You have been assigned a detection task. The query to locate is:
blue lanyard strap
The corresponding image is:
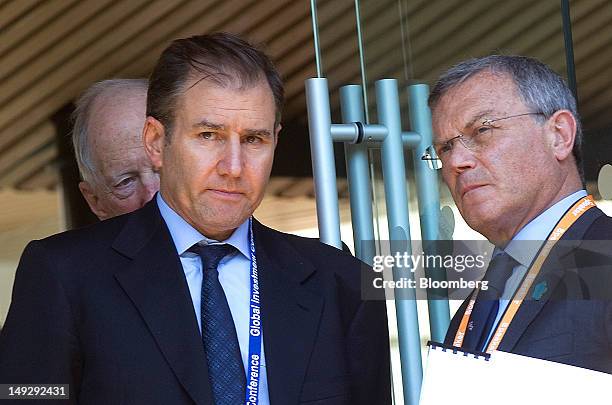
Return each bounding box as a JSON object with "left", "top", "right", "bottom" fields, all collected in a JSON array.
[{"left": 245, "top": 217, "right": 262, "bottom": 405}]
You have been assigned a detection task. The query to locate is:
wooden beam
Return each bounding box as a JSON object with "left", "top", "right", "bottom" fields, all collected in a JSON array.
[
  {"left": 0, "top": 142, "right": 57, "bottom": 188},
  {"left": 0, "top": 121, "right": 55, "bottom": 176}
]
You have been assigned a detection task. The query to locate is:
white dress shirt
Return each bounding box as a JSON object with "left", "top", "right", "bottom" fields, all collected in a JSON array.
[{"left": 157, "top": 193, "right": 270, "bottom": 404}]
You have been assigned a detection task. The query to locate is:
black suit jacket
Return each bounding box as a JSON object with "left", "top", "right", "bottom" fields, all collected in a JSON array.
[
  {"left": 0, "top": 200, "right": 391, "bottom": 404},
  {"left": 444, "top": 206, "right": 612, "bottom": 373}
]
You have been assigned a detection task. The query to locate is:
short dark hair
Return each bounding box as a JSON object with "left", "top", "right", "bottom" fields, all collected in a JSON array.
[
  {"left": 429, "top": 55, "right": 584, "bottom": 184},
  {"left": 147, "top": 32, "right": 284, "bottom": 139}
]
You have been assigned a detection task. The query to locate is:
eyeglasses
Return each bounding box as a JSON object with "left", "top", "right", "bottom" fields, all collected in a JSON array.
[{"left": 421, "top": 112, "right": 545, "bottom": 169}]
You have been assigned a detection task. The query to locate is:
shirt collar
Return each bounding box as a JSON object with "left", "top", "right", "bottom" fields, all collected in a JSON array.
[
  {"left": 156, "top": 192, "right": 250, "bottom": 259},
  {"left": 504, "top": 189, "right": 587, "bottom": 267}
]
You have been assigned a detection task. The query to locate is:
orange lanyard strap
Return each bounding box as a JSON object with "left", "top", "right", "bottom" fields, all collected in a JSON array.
[{"left": 453, "top": 195, "right": 597, "bottom": 352}]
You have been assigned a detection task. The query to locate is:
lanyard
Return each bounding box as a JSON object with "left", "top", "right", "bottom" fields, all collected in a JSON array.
[
  {"left": 453, "top": 195, "right": 596, "bottom": 353},
  {"left": 245, "top": 217, "right": 263, "bottom": 405}
]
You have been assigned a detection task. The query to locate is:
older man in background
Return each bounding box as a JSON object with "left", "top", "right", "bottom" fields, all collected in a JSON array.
[{"left": 72, "top": 78, "right": 159, "bottom": 219}]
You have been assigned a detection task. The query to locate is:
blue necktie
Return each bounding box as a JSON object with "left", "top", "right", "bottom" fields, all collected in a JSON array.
[
  {"left": 463, "top": 251, "right": 516, "bottom": 352},
  {"left": 191, "top": 243, "right": 245, "bottom": 404}
]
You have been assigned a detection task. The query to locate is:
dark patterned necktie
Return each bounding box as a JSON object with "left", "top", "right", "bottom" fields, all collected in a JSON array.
[
  {"left": 191, "top": 243, "right": 245, "bottom": 404},
  {"left": 462, "top": 250, "right": 517, "bottom": 352}
]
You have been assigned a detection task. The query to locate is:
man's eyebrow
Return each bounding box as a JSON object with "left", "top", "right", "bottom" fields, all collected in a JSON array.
[
  {"left": 193, "top": 119, "right": 224, "bottom": 130},
  {"left": 193, "top": 119, "right": 272, "bottom": 137},
  {"left": 243, "top": 128, "right": 273, "bottom": 137},
  {"left": 433, "top": 109, "right": 496, "bottom": 145},
  {"left": 465, "top": 109, "right": 495, "bottom": 128}
]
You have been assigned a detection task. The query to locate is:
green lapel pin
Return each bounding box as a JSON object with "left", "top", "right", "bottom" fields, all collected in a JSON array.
[{"left": 532, "top": 281, "right": 548, "bottom": 301}]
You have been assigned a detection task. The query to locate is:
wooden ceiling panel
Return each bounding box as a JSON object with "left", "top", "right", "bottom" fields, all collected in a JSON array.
[
  {"left": 16, "top": 164, "right": 59, "bottom": 191},
  {"left": 0, "top": 0, "right": 175, "bottom": 122},
  {"left": 0, "top": 0, "right": 43, "bottom": 30},
  {"left": 0, "top": 0, "right": 149, "bottom": 106},
  {"left": 223, "top": 0, "right": 295, "bottom": 38},
  {"left": 0, "top": 0, "right": 78, "bottom": 55},
  {"left": 570, "top": 0, "right": 608, "bottom": 32},
  {"left": 248, "top": 0, "right": 310, "bottom": 54},
  {"left": 0, "top": 122, "right": 55, "bottom": 177},
  {"left": 0, "top": 142, "right": 56, "bottom": 188},
  {"left": 276, "top": 0, "right": 356, "bottom": 94},
  {"left": 0, "top": 0, "right": 610, "bottom": 191},
  {"left": 111, "top": 0, "right": 266, "bottom": 79},
  {"left": 106, "top": 1, "right": 231, "bottom": 78},
  {"left": 0, "top": 0, "right": 157, "bottom": 153},
  {"left": 0, "top": 0, "right": 116, "bottom": 82}
]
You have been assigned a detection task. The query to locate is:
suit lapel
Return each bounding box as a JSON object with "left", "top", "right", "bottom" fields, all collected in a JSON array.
[
  {"left": 499, "top": 207, "right": 604, "bottom": 352},
  {"left": 112, "top": 200, "right": 212, "bottom": 405},
  {"left": 254, "top": 221, "right": 324, "bottom": 405},
  {"left": 498, "top": 250, "right": 568, "bottom": 352}
]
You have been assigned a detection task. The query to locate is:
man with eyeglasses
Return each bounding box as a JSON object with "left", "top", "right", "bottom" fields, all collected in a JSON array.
[{"left": 427, "top": 55, "right": 612, "bottom": 372}]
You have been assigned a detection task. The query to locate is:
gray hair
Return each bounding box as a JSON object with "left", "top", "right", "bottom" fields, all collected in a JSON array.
[
  {"left": 429, "top": 55, "right": 584, "bottom": 183},
  {"left": 72, "top": 78, "right": 148, "bottom": 183}
]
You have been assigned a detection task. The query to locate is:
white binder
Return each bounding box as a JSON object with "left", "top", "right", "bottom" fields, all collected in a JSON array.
[{"left": 420, "top": 342, "right": 612, "bottom": 405}]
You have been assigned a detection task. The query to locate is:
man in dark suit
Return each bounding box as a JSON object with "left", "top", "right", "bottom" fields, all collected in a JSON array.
[
  {"left": 425, "top": 55, "right": 612, "bottom": 372},
  {"left": 0, "top": 33, "right": 391, "bottom": 404}
]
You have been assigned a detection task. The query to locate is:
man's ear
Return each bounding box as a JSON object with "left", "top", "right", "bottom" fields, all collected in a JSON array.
[
  {"left": 79, "top": 181, "right": 108, "bottom": 220},
  {"left": 143, "top": 116, "right": 166, "bottom": 170},
  {"left": 273, "top": 123, "right": 282, "bottom": 148},
  {"left": 548, "top": 110, "right": 577, "bottom": 162}
]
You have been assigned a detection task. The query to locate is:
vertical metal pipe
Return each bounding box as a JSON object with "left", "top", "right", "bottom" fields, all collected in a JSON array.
[
  {"left": 309, "top": 0, "right": 323, "bottom": 78},
  {"left": 561, "top": 0, "right": 577, "bottom": 99},
  {"left": 305, "top": 78, "right": 342, "bottom": 248},
  {"left": 353, "top": 0, "right": 370, "bottom": 123},
  {"left": 376, "top": 79, "right": 422, "bottom": 405},
  {"left": 340, "top": 85, "right": 376, "bottom": 265},
  {"left": 407, "top": 84, "right": 450, "bottom": 343}
]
